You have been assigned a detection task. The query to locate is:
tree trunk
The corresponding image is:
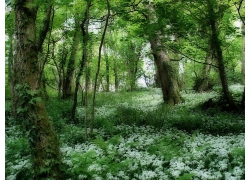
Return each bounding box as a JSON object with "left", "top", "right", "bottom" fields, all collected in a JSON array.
[
  {"left": 114, "top": 56, "right": 119, "bottom": 92},
  {"left": 104, "top": 43, "right": 110, "bottom": 92},
  {"left": 208, "top": 0, "right": 238, "bottom": 110},
  {"left": 145, "top": 3, "right": 183, "bottom": 105},
  {"left": 194, "top": 45, "right": 213, "bottom": 92},
  {"left": 154, "top": 69, "right": 161, "bottom": 88},
  {"left": 91, "top": 0, "right": 110, "bottom": 134},
  {"left": 241, "top": 24, "right": 245, "bottom": 108},
  {"left": 8, "top": 34, "right": 18, "bottom": 117},
  {"left": 150, "top": 37, "right": 183, "bottom": 105},
  {"left": 72, "top": 2, "right": 90, "bottom": 120},
  {"left": 51, "top": 40, "right": 63, "bottom": 98},
  {"left": 241, "top": 23, "right": 245, "bottom": 85},
  {"left": 63, "top": 22, "right": 80, "bottom": 99},
  {"left": 14, "top": 0, "right": 61, "bottom": 179}
]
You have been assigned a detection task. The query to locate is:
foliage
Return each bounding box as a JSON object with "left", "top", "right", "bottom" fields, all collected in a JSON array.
[
  {"left": 5, "top": 0, "right": 245, "bottom": 178},
  {"left": 5, "top": 87, "right": 245, "bottom": 179}
]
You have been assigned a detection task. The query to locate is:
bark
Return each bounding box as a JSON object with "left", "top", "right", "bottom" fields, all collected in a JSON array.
[
  {"left": 38, "top": 6, "right": 54, "bottom": 100},
  {"left": 7, "top": 35, "right": 18, "bottom": 116},
  {"left": 113, "top": 55, "right": 119, "bottom": 92},
  {"left": 14, "top": 0, "right": 60, "bottom": 179},
  {"left": 241, "top": 24, "right": 245, "bottom": 108},
  {"left": 241, "top": 25, "right": 245, "bottom": 85},
  {"left": 150, "top": 37, "right": 183, "bottom": 105},
  {"left": 194, "top": 45, "right": 213, "bottom": 92},
  {"left": 51, "top": 40, "right": 67, "bottom": 98},
  {"left": 62, "top": 21, "right": 80, "bottom": 99},
  {"left": 103, "top": 42, "right": 110, "bottom": 92},
  {"left": 72, "top": 1, "right": 91, "bottom": 120},
  {"left": 154, "top": 69, "right": 161, "bottom": 88},
  {"left": 129, "top": 47, "right": 140, "bottom": 91},
  {"left": 37, "top": 4, "right": 53, "bottom": 52},
  {"left": 207, "top": 0, "right": 238, "bottom": 110},
  {"left": 146, "top": 3, "right": 183, "bottom": 105},
  {"left": 91, "top": 0, "right": 110, "bottom": 134},
  {"left": 129, "top": 59, "right": 139, "bottom": 91},
  {"left": 84, "top": 64, "right": 90, "bottom": 140}
]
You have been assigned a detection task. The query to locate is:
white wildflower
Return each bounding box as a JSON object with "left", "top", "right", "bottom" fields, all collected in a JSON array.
[
  {"left": 88, "top": 164, "right": 102, "bottom": 172},
  {"left": 139, "top": 170, "right": 157, "bottom": 179},
  {"left": 171, "top": 170, "right": 181, "bottom": 177},
  {"left": 78, "top": 174, "right": 87, "bottom": 179},
  {"left": 233, "top": 166, "right": 244, "bottom": 176}
]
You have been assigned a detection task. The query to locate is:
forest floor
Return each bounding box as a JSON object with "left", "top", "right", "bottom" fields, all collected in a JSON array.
[{"left": 5, "top": 85, "right": 245, "bottom": 179}]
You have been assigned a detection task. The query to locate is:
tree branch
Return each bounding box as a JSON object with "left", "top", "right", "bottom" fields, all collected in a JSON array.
[
  {"left": 169, "top": 47, "right": 219, "bottom": 68},
  {"left": 37, "top": 4, "right": 53, "bottom": 52},
  {"left": 234, "top": 0, "right": 245, "bottom": 25}
]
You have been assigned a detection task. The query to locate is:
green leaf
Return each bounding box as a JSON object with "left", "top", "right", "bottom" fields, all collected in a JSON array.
[
  {"left": 17, "top": 107, "right": 28, "bottom": 114},
  {"left": 29, "top": 97, "right": 42, "bottom": 105},
  {"left": 33, "top": 97, "right": 42, "bottom": 103}
]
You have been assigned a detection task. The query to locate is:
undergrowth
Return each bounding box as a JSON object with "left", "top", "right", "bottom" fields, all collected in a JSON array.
[{"left": 5, "top": 86, "right": 245, "bottom": 179}]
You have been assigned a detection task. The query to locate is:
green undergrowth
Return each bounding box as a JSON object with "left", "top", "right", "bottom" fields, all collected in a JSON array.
[{"left": 5, "top": 86, "right": 245, "bottom": 179}]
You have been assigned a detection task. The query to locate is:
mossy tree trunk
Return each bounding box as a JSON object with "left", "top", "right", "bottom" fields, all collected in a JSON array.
[
  {"left": 194, "top": 45, "right": 213, "bottom": 92},
  {"left": 207, "top": 0, "right": 238, "bottom": 110},
  {"left": 146, "top": 3, "right": 183, "bottom": 105},
  {"left": 63, "top": 19, "right": 80, "bottom": 99},
  {"left": 150, "top": 37, "right": 183, "bottom": 105},
  {"left": 72, "top": 1, "right": 91, "bottom": 120},
  {"left": 14, "top": 0, "right": 61, "bottom": 179},
  {"left": 7, "top": 34, "right": 18, "bottom": 117}
]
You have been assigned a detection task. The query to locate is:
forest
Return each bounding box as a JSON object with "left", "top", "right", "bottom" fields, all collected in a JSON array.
[{"left": 5, "top": 0, "right": 245, "bottom": 179}]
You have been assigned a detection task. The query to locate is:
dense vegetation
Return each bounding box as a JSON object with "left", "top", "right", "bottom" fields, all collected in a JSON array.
[
  {"left": 5, "top": 0, "right": 244, "bottom": 179},
  {"left": 6, "top": 86, "right": 245, "bottom": 179}
]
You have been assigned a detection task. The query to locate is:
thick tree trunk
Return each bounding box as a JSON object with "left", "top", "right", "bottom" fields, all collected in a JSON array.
[
  {"left": 63, "top": 24, "right": 80, "bottom": 99},
  {"left": 146, "top": 3, "right": 183, "bottom": 105},
  {"left": 154, "top": 69, "right": 161, "bottom": 88},
  {"left": 14, "top": 0, "right": 61, "bottom": 179},
  {"left": 150, "top": 37, "right": 183, "bottom": 105},
  {"left": 208, "top": 1, "right": 238, "bottom": 110}
]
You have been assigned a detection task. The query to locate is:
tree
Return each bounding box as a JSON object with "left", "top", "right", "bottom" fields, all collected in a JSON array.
[
  {"left": 146, "top": 2, "right": 183, "bottom": 105},
  {"left": 62, "top": 15, "right": 81, "bottom": 99},
  {"left": 13, "top": 0, "right": 61, "bottom": 178},
  {"left": 72, "top": 0, "right": 91, "bottom": 120},
  {"left": 206, "top": 0, "right": 238, "bottom": 109},
  {"left": 91, "top": 0, "right": 111, "bottom": 134}
]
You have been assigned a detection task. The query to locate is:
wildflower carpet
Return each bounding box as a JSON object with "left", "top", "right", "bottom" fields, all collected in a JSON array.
[{"left": 5, "top": 87, "right": 245, "bottom": 179}]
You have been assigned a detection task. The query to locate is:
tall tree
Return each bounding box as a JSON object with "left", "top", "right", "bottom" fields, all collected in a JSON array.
[
  {"left": 207, "top": 0, "right": 238, "bottom": 109},
  {"left": 91, "top": 0, "right": 110, "bottom": 134},
  {"left": 146, "top": 2, "right": 183, "bottom": 105},
  {"left": 103, "top": 41, "right": 110, "bottom": 92},
  {"left": 13, "top": 0, "right": 61, "bottom": 178},
  {"left": 62, "top": 16, "right": 81, "bottom": 99},
  {"left": 72, "top": 0, "right": 91, "bottom": 120}
]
